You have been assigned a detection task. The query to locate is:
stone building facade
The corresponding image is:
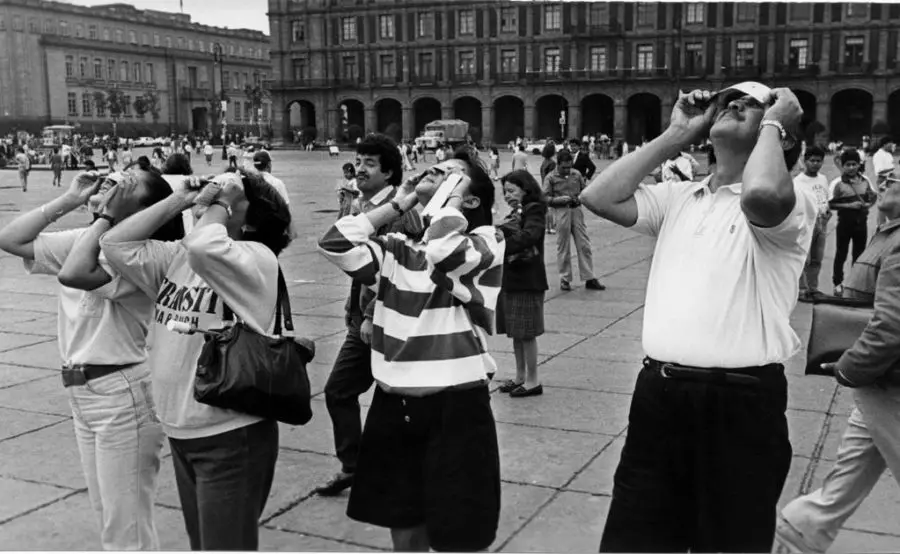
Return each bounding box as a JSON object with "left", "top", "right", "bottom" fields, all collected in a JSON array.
[
  {"left": 268, "top": 0, "right": 900, "bottom": 146},
  {"left": 0, "top": 0, "right": 272, "bottom": 136}
]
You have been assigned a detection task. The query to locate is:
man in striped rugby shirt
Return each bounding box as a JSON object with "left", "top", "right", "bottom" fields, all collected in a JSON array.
[{"left": 318, "top": 147, "right": 504, "bottom": 552}]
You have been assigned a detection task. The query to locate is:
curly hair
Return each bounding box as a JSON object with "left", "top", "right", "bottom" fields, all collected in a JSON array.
[
  {"left": 357, "top": 134, "right": 402, "bottom": 186},
  {"left": 162, "top": 153, "right": 193, "bottom": 176}
]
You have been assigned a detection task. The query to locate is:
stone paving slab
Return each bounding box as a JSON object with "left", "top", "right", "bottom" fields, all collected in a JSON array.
[{"left": 0, "top": 151, "right": 897, "bottom": 551}]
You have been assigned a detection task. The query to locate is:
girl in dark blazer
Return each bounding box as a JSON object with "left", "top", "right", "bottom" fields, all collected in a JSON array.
[{"left": 496, "top": 170, "right": 549, "bottom": 397}]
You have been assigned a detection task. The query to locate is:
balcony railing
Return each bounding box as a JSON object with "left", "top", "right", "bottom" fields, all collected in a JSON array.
[
  {"left": 775, "top": 63, "right": 820, "bottom": 77},
  {"left": 496, "top": 72, "right": 521, "bottom": 83},
  {"left": 841, "top": 62, "right": 873, "bottom": 75},
  {"left": 410, "top": 75, "right": 438, "bottom": 86},
  {"left": 271, "top": 78, "right": 331, "bottom": 90},
  {"left": 722, "top": 64, "right": 762, "bottom": 78},
  {"left": 454, "top": 72, "right": 478, "bottom": 84},
  {"left": 180, "top": 86, "right": 211, "bottom": 100},
  {"left": 336, "top": 76, "right": 362, "bottom": 87},
  {"left": 586, "top": 22, "right": 624, "bottom": 35}
]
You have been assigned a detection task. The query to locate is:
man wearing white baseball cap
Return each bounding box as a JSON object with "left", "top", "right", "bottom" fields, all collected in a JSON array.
[{"left": 581, "top": 82, "right": 817, "bottom": 552}]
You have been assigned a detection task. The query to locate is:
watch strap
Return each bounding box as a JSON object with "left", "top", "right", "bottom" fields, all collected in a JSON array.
[
  {"left": 389, "top": 199, "right": 405, "bottom": 215},
  {"left": 92, "top": 212, "right": 116, "bottom": 225},
  {"left": 211, "top": 199, "right": 233, "bottom": 218}
]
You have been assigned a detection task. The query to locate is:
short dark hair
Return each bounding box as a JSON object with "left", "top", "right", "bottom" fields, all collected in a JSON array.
[
  {"left": 840, "top": 148, "right": 862, "bottom": 165},
  {"left": 229, "top": 168, "right": 293, "bottom": 256},
  {"left": 452, "top": 146, "right": 494, "bottom": 231},
  {"left": 342, "top": 162, "right": 354, "bottom": 174},
  {"left": 517, "top": 143, "right": 525, "bottom": 151},
  {"left": 541, "top": 143, "right": 556, "bottom": 159},
  {"left": 569, "top": 139, "right": 581, "bottom": 147},
  {"left": 162, "top": 154, "right": 192, "bottom": 175},
  {"left": 501, "top": 170, "right": 546, "bottom": 207},
  {"left": 140, "top": 170, "right": 185, "bottom": 242},
  {"left": 879, "top": 136, "right": 895, "bottom": 149},
  {"left": 804, "top": 145, "right": 826, "bottom": 160},
  {"left": 556, "top": 149, "right": 573, "bottom": 164},
  {"left": 356, "top": 134, "right": 402, "bottom": 186}
]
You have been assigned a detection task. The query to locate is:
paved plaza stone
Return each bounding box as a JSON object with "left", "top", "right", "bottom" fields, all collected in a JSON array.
[{"left": 0, "top": 149, "right": 897, "bottom": 551}]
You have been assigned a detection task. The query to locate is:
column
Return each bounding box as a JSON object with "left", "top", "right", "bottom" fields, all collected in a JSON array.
[
  {"left": 271, "top": 93, "right": 286, "bottom": 145},
  {"left": 873, "top": 100, "right": 888, "bottom": 125},
  {"left": 365, "top": 106, "right": 376, "bottom": 134},
  {"left": 820, "top": 33, "right": 831, "bottom": 75},
  {"left": 878, "top": 29, "right": 889, "bottom": 71},
  {"left": 614, "top": 100, "right": 627, "bottom": 142},
  {"left": 524, "top": 104, "right": 535, "bottom": 139},
  {"left": 567, "top": 104, "right": 580, "bottom": 140},
  {"left": 323, "top": 107, "right": 334, "bottom": 140},
  {"left": 481, "top": 104, "right": 493, "bottom": 145},
  {"left": 660, "top": 99, "right": 673, "bottom": 131},
  {"left": 403, "top": 106, "right": 413, "bottom": 140},
  {"left": 816, "top": 100, "right": 830, "bottom": 135},
  {"left": 441, "top": 105, "right": 453, "bottom": 119}
]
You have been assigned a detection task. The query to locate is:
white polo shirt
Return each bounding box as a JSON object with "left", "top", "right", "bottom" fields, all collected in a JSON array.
[
  {"left": 872, "top": 149, "right": 894, "bottom": 176},
  {"left": 632, "top": 176, "right": 817, "bottom": 368}
]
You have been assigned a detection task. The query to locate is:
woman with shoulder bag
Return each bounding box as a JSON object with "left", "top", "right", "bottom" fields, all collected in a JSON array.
[
  {"left": 496, "top": 170, "right": 549, "bottom": 398},
  {"left": 99, "top": 168, "right": 293, "bottom": 551}
]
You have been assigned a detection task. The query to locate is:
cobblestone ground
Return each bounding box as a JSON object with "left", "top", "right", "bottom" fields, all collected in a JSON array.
[{"left": 0, "top": 149, "right": 897, "bottom": 551}]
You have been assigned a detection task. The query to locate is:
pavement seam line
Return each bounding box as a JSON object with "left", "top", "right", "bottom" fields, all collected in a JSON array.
[
  {"left": 0, "top": 337, "right": 57, "bottom": 354},
  {"left": 0, "top": 488, "right": 84, "bottom": 527},
  {"left": 258, "top": 524, "right": 391, "bottom": 551},
  {"left": 797, "top": 383, "right": 842, "bottom": 496},
  {"left": 494, "top": 428, "right": 627, "bottom": 552},
  {"left": 0, "top": 415, "right": 69, "bottom": 444},
  {"left": 0, "top": 373, "right": 58, "bottom": 391}
]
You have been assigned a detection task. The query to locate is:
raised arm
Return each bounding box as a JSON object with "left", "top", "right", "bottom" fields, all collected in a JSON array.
[
  {"left": 57, "top": 219, "right": 112, "bottom": 290},
  {"left": 0, "top": 172, "right": 100, "bottom": 260},
  {"left": 741, "top": 88, "right": 802, "bottom": 228},
  {"left": 580, "top": 90, "right": 715, "bottom": 227}
]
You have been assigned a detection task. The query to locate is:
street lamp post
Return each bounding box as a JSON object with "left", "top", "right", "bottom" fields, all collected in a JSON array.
[{"left": 213, "top": 42, "right": 227, "bottom": 160}]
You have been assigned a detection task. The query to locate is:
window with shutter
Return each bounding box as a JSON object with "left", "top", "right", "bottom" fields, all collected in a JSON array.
[
  {"left": 657, "top": 3, "right": 666, "bottom": 30},
  {"left": 358, "top": 16, "right": 365, "bottom": 44},
  {"left": 476, "top": 9, "right": 484, "bottom": 37},
  {"left": 737, "top": 4, "right": 755, "bottom": 23},
  {"left": 518, "top": 6, "right": 528, "bottom": 36},
  {"left": 489, "top": 8, "right": 498, "bottom": 37},
  {"left": 395, "top": 14, "right": 402, "bottom": 41},
  {"left": 407, "top": 13, "right": 414, "bottom": 41},
  {"left": 447, "top": 10, "right": 455, "bottom": 38},
  {"left": 562, "top": 3, "right": 571, "bottom": 33},
  {"left": 869, "top": 31, "right": 879, "bottom": 68},
  {"left": 624, "top": 4, "right": 633, "bottom": 31},
  {"left": 760, "top": 3, "right": 769, "bottom": 24},
  {"left": 722, "top": 3, "right": 732, "bottom": 27},
  {"left": 888, "top": 31, "right": 898, "bottom": 68},
  {"left": 435, "top": 12, "right": 442, "bottom": 40},
  {"left": 829, "top": 32, "right": 839, "bottom": 70},
  {"left": 831, "top": 4, "right": 842, "bottom": 22},
  {"left": 776, "top": 4, "right": 787, "bottom": 25},
  {"left": 532, "top": 5, "right": 541, "bottom": 35},
  {"left": 707, "top": 3, "right": 717, "bottom": 28},
  {"left": 891, "top": 4, "right": 900, "bottom": 19},
  {"left": 813, "top": 34, "right": 822, "bottom": 62},
  {"left": 369, "top": 15, "right": 376, "bottom": 44},
  {"left": 706, "top": 37, "right": 716, "bottom": 73},
  {"left": 872, "top": 4, "right": 882, "bottom": 20}
]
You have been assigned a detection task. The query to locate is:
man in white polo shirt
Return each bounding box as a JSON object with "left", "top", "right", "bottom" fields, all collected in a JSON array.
[
  {"left": 581, "top": 82, "right": 816, "bottom": 553},
  {"left": 871, "top": 137, "right": 895, "bottom": 226}
]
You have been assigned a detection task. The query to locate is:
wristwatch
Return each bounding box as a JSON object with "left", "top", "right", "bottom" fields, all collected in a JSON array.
[
  {"left": 92, "top": 212, "right": 115, "bottom": 225},
  {"left": 389, "top": 199, "right": 405, "bottom": 215},
  {"left": 759, "top": 119, "right": 796, "bottom": 151},
  {"left": 211, "top": 199, "right": 233, "bottom": 218}
]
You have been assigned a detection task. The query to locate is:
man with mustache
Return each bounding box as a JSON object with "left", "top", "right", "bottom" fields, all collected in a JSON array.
[
  {"left": 580, "top": 82, "right": 817, "bottom": 552},
  {"left": 315, "top": 134, "right": 422, "bottom": 497}
]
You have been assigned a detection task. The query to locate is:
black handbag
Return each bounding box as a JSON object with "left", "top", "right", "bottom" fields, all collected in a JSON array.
[
  {"left": 194, "top": 268, "right": 315, "bottom": 425},
  {"left": 806, "top": 296, "right": 873, "bottom": 376}
]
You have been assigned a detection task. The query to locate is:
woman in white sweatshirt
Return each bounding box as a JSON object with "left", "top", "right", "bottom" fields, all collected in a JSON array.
[
  {"left": 0, "top": 165, "right": 185, "bottom": 550},
  {"left": 99, "top": 168, "right": 292, "bottom": 551}
]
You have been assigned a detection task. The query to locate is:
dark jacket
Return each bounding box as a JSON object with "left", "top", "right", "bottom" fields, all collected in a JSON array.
[
  {"left": 497, "top": 202, "right": 549, "bottom": 292},
  {"left": 573, "top": 151, "right": 596, "bottom": 181}
]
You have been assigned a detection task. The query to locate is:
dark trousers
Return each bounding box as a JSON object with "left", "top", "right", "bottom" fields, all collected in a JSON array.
[
  {"left": 324, "top": 319, "right": 375, "bottom": 474},
  {"left": 599, "top": 361, "right": 792, "bottom": 553},
  {"left": 833, "top": 215, "right": 868, "bottom": 286},
  {"left": 169, "top": 419, "right": 279, "bottom": 551}
]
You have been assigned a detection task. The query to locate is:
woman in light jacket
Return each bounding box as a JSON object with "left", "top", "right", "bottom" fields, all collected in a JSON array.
[{"left": 99, "top": 168, "right": 292, "bottom": 550}]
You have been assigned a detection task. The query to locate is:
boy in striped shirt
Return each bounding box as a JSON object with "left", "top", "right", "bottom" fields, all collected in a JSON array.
[{"left": 318, "top": 148, "right": 504, "bottom": 552}]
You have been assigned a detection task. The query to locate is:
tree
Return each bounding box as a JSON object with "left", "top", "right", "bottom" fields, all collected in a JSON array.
[
  {"left": 133, "top": 96, "right": 148, "bottom": 120},
  {"left": 92, "top": 91, "right": 107, "bottom": 118},
  {"left": 142, "top": 91, "right": 161, "bottom": 127},
  {"left": 102, "top": 86, "right": 128, "bottom": 137},
  {"left": 244, "top": 82, "right": 270, "bottom": 136}
]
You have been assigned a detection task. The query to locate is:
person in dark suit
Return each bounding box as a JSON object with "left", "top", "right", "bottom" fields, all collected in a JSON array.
[{"left": 570, "top": 139, "right": 596, "bottom": 181}]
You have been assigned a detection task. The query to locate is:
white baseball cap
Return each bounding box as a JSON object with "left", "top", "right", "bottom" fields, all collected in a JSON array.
[{"left": 715, "top": 81, "right": 774, "bottom": 105}]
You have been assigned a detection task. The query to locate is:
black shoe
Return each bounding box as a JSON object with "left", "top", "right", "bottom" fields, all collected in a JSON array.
[
  {"left": 314, "top": 472, "right": 354, "bottom": 496},
  {"left": 509, "top": 384, "right": 543, "bottom": 398},
  {"left": 585, "top": 279, "right": 606, "bottom": 291}
]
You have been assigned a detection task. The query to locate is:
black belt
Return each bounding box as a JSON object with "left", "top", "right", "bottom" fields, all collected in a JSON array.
[
  {"left": 644, "top": 357, "right": 781, "bottom": 387},
  {"left": 61, "top": 363, "right": 139, "bottom": 388}
]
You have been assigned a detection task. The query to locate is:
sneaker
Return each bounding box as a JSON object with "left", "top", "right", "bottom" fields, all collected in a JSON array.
[
  {"left": 560, "top": 279, "right": 572, "bottom": 291},
  {"left": 313, "top": 471, "right": 354, "bottom": 496},
  {"left": 585, "top": 279, "right": 606, "bottom": 291}
]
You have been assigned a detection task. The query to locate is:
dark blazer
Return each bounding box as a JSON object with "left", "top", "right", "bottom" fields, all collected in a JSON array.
[
  {"left": 497, "top": 202, "right": 549, "bottom": 292},
  {"left": 573, "top": 151, "right": 596, "bottom": 181}
]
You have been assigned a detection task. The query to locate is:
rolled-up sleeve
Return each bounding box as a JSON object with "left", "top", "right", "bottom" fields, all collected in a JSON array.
[{"left": 632, "top": 182, "right": 675, "bottom": 236}]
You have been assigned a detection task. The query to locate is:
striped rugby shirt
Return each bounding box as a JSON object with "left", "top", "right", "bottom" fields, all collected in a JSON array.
[{"left": 319, "top": 207, "right": 505, "bottom": 396}]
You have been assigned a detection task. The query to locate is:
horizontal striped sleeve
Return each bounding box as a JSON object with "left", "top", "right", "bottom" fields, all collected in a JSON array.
[
  {"left": 376, "top": 328, "right": 485, "bottom": 362},
  {"left": 317, "top": 214, "right": 385, "bottom": 287},
  {"left": 422, "top": 208, "right": 505, "bottom": 308}
]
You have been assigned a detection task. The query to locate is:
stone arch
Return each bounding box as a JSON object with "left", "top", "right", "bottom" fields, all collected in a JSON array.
[
  {"left": 412, "top": 97, "right": 442, "bottom": 137},
  {"left": 626, "top": 93, "right": 661, "bottom": 145},
  {"left": 888, "top": 89, "right": 900, "bottom": 142},
  {"left": 792, "top": 89, "right": 818, "bottom": 142},
  {"left": 285, "top": 99, "right": 316, "bottom": 144},
  {"left": 337, "top": 98, "right": 365, "bottom": 142},
  {"left": 580, "top": 94, "right": 615, "bottom": 138},
  {"left": 535, "top": 94, "right": 568, "bottom": 141},
  {"left": 453, "top": 96, "right": 483, "bottom": 144},
  {"left": 492, "top": 95, "right": 524, "bottom": 144},
  {"left": 375, "top": 98, "right": 403, "bottom": 142},
  {"left": 831, "top": 89, "right": 873, "bottom": 145}
]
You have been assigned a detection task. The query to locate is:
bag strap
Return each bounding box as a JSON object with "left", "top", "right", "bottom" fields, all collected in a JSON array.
[{"left": 220, "top": 266, "right": 294, "bottom": 337}]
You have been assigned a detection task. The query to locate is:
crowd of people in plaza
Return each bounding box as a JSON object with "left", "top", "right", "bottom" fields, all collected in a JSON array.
[{"left": 4, "top": 77, "right": 900, "bottom": 554}]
